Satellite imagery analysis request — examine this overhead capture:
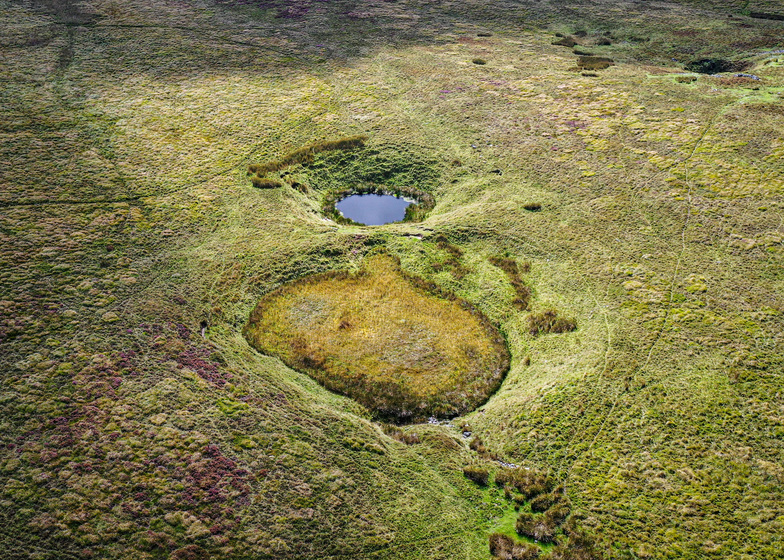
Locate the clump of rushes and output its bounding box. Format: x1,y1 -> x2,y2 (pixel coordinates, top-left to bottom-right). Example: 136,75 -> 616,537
489,533 -> 541,560
243,253 -> 510,423
382,424 -> 420,444
250,177 -> 283,189
552,35 -> 578,47
576,56 -> 614,71
324,184 -> 435,225
248,135 -> 367,188
434,235 -> 470,279
496,467 -> 552,499
527,309 -> 576,336
516,512 -> 558,543
463,465 -> 489,485
523,203 -> 542,211
489,256 -> 532,310
472,58 -> 487,65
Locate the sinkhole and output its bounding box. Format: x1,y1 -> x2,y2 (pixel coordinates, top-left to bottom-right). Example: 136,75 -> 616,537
335,193 -> 413,225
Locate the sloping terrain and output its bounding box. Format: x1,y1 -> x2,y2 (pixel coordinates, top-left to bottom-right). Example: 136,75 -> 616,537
1,1 -> 783,559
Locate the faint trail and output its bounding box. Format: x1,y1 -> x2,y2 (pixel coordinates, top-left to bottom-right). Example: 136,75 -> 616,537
581,95 -> 742,458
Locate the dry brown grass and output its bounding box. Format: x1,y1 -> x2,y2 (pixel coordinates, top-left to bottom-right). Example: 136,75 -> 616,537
243,254 -> 509,422
489,256 -> 532,311
576,56 -> 614,71
527,310 -> 577,336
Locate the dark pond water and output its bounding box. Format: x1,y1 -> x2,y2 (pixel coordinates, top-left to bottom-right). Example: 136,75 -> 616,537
335,194 -> 412,225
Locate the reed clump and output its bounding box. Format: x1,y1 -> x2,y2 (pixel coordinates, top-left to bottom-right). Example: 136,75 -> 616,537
489,256 -> 532,311
489,533 -> 541,560
527,310 -> 576,336
576,56 -> 614,71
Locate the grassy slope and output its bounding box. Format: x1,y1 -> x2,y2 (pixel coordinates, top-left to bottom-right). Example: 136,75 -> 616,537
0,0 -> 782,559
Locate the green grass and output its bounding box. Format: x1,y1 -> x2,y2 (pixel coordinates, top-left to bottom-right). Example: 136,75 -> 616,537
1,0 -> 783,559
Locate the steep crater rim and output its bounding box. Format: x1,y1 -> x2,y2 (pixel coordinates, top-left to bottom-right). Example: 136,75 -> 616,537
242,253 -> 510,423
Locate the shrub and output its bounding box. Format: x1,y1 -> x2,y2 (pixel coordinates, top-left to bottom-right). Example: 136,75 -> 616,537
531,492 -> 556,513
527,310 -> 576,336
545,503 -> 571,526
463,465 -> 489,486
684,58 -> 747,74
531,485 -> 568,513
489,533 -> 541,560
549,523 -> 603,560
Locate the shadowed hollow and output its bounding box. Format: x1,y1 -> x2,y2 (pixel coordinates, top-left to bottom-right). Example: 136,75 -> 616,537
243,254 -> 510,422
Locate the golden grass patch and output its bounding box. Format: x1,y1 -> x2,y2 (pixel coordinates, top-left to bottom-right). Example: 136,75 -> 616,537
243,254 -> 509,422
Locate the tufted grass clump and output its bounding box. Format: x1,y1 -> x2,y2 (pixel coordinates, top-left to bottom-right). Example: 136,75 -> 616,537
489,533 -> 541,560
243,253 -> 510,422
250,177 -> 283,189
576,56 -> 614,71
527,310 -> 576,336
489,256 -> 532,311
463,465 -> 489,486
496,467 -> 552,499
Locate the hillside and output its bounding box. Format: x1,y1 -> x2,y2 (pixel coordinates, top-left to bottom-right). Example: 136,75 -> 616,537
1,1 -> 783,558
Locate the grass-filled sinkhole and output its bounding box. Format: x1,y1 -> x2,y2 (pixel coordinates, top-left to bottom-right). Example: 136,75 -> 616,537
243,254 -> 510,422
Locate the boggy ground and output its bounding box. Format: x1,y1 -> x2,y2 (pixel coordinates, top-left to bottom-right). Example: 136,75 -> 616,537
243,253 -> 510,422
1,0 -> 783,559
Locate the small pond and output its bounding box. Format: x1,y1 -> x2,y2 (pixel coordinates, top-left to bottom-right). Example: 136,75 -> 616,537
335,194 -> 412,225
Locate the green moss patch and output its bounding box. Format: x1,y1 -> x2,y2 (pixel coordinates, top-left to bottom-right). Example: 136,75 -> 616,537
243,254 -> 510,422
